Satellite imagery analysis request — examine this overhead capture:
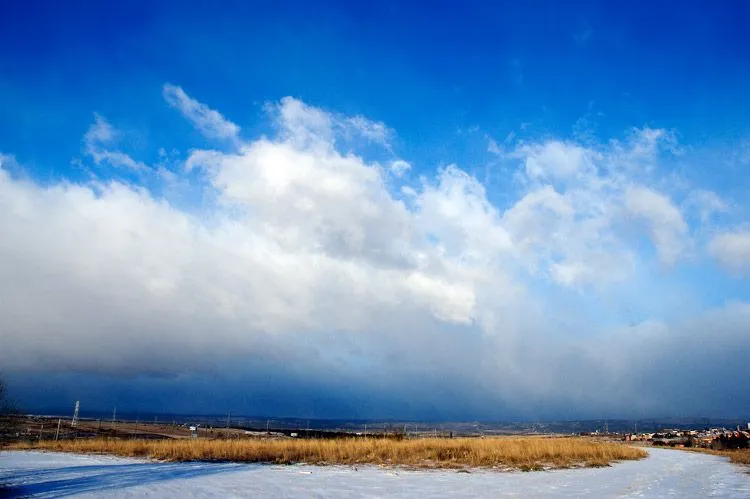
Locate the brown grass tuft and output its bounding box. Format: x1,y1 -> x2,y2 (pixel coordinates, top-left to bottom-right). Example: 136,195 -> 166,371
6,437 -> 646,470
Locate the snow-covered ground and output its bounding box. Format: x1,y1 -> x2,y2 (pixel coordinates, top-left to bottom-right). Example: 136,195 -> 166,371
1,448 -> 749,498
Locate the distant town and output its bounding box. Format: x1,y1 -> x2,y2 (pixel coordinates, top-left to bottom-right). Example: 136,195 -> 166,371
623,426 -> 750,450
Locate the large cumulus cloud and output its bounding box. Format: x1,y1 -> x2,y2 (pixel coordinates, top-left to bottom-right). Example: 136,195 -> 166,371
1,86 -> 748,419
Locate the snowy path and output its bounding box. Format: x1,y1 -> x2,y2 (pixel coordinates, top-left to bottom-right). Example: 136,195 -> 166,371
1,448 -> 749,498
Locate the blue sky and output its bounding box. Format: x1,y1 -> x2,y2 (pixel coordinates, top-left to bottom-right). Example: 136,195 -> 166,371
1,1 -> 750,419
4,1 -> 750,178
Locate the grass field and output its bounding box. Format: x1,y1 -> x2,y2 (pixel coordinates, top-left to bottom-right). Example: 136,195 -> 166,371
725,449 -> 750,465
683,447 -> 750,466
5,436 -> 646,470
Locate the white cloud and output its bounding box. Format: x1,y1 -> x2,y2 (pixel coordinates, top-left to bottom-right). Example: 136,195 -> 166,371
501,184 -> 634,286
416,165 -> 513,266
83,114 -> 149,171
345,115 -> 393,146
1,95 -> 489,381
4,90 -> 750,418
268,97 -> 394,149
84,113 -> 115,144
272,96 -> 334,147
516,140 -> 599,182
624,127 -> 677,160
389,160 -> 411,177
686,189 -> 728,223
487,137 -> 503,155
624,186 -> 688,265
486,127 -> 687,284
163,83 -> 240,142
709,231 -> 750,274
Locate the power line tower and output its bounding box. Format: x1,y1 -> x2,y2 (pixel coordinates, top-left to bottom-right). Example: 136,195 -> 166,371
71,401 -> 80,427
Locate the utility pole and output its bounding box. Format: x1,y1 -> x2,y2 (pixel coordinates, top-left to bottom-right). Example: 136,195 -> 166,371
39,423 -> 44,440
55,419 -> 61,440
266,420 -> 270,434
71,401 -> 80,427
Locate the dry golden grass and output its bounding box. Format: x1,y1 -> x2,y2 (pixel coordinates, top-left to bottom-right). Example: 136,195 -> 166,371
6,437 -> 646,470
726,449 -> 750,465
682,447 -> 750,466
